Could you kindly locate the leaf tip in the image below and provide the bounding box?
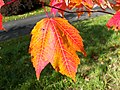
[72,77,76,82]
[83,51,87,57]
[36,72,40,80]
[80,48,87,57]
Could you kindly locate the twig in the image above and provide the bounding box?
[41,1,49,18]
[44,3,114,15]
[3,0,115,15]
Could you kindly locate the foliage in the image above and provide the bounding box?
[0,0,5,30]
[0,0,4,7]
[29,17,86,81]
[0,0,120,81]
[106,10,120,31]
[0,15,120,89]
[0,13,4,30]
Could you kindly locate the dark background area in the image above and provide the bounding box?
[1,0,42,16]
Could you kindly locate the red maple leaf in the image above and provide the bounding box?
[50,0,67,16]
[0,0,4,8]
[0,0,5,30]
[0,13,5,30]
[106,10,120,31]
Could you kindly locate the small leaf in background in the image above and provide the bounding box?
[29,17,86,81]
[0,13,5,30]
[94,0,109,9]
[106,10,120,31]
[0,0,5,30]
[111,0,120,11]
[82,0,93,9]
[68,0,82,9]
[0,0,4,8]
[50,0,66,16]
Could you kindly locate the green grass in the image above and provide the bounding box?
[0,15,120,90]
[3,7,50,23]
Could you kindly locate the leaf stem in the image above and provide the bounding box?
[41,1,49,18]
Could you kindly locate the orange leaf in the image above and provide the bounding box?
[29,18,57,79]
[82,0,93,8]
[94,0,109,9]
[29,17,86,81]
[68,0,82,8]
[68,0,93,9]
[53,18,86,55]
[111,0,120,11]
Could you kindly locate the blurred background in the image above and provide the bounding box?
[1,0,49,16]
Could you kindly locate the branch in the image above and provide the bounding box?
[3,0,115,15]
[44,3,114,15]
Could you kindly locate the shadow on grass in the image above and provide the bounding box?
[75,20,114,63]
[74,19,119,88]
[0,35,64,90]
[0,17,118,90]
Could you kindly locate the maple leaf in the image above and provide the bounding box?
[68,0,93,9]
[106,10,120,31]
[29,18,56,79]
[68,0,82,9]
[0,13,5,30]
[94,0,110,9]
[0,0,4,8]
[29,17,86,81]
[82,0,93,8]
[50,0,66,16]
[111,0,120,11]
[0,0,5,30]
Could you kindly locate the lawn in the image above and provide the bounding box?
[0,15,120,90]
[2,7,50,23]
